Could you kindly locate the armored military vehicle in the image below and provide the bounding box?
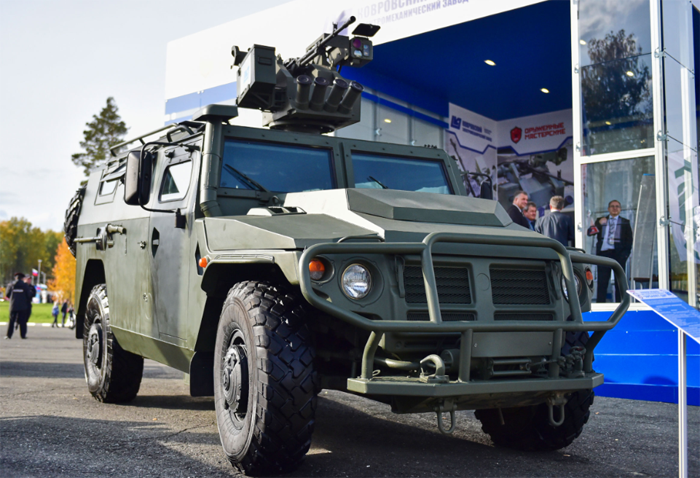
[66,17,630,475]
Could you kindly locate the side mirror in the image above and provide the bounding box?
[124,150,153,206]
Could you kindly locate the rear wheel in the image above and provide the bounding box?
[475,389,594,451]
[476,330,594,451]
[214,281,317,475]
[83,284,143,403]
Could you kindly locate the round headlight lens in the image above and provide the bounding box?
[561,274,582,300]
[342,264,371,299]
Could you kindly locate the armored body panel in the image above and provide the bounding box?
[67,18,630,475]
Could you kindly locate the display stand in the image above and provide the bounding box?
[626,289,700,478]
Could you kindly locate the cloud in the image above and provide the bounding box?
[0,209,7,220]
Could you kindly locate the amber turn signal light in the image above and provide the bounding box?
[309,259,325,280]
[585,269,593,282]
[198,257,208,269]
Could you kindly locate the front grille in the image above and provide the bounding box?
[494,313,553,321]
[407,312,476,322]
[490,267,550,305]
[404,266,471,304]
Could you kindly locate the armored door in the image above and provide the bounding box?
[148,144,200,344]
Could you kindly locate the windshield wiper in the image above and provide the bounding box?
[223,164,269,192]
[367,176,388,189]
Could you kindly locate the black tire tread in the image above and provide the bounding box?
[64,186,86,257]
[84,284,143,403]
[475,389,594,451]
[221,281,317,475]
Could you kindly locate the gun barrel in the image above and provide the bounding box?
[297,16,356,68]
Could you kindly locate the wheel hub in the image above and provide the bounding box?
[222,344,248,415]
[86,323,102,367]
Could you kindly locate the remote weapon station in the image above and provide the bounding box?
[66,17,630,475]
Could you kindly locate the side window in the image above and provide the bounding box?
[95,165,124,205]
[160,160,193,202]
[99,179,119,196]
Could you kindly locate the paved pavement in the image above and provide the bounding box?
[0,326,698,477]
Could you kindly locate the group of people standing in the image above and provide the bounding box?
[4,272,36,339]
[507,191,633,303]
[51,299,74,328]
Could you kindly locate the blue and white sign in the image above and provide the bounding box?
[627,289,700,344]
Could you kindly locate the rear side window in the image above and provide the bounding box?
[352,153,453,194]
[160,160,193,202]
[221,139,335,193]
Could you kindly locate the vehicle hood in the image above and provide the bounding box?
[203,189,551,252]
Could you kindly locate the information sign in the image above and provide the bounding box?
[627,289,700,343]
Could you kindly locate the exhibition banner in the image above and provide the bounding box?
[496,109,573,156]
[165,0,544,101]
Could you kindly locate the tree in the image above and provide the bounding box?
[0,218,62,284]
[48,239,76,303]
[71,97,128,177]
[580,30,653,155]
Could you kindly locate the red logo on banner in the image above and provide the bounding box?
[511,127,522,143]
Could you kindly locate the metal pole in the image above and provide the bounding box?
[37,259,41,286]
[678,329,687,478]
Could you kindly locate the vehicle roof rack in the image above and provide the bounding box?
[109,121,205,157]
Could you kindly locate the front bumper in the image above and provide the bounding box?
[299,232,629,396]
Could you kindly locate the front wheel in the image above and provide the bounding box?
[83,284,143,403]
[214,281,318,475]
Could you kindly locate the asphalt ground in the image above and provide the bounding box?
[0,326,698,478]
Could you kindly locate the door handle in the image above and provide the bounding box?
[74,224,126,251]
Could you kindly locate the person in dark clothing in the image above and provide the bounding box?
[523,201,538,231]
[5,272,35,339]
[588,199,633,302]
[23,275,35,324]
[535,196,575,247]
[506,191,531,228]
[60,300,69,327]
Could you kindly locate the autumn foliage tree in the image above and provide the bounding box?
[0,218,62,284]
[48,240,76,303]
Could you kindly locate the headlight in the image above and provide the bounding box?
[342,264,371,299]
[561,274,582,301]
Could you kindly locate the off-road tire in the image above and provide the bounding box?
[475,389,594,451]
[83,284,143,403]
[214,281,317,476]
[475,330,593,451]
[64,186,86,257]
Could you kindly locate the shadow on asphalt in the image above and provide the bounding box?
[127,395,215,411]
[0,361,84,378]
[287,395,521,477]
[0,415,227,477]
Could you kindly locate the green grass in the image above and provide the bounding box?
[0,302,58,324]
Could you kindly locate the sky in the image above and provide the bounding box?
[0,0,292,232]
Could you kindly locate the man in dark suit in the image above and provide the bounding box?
[589,199,633,302]
[523,201,538,230]
[506,191,530,228]
[535,196,574,246]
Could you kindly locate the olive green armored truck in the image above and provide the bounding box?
[66,17,630,475]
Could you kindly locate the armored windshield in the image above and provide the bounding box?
[352,153,453,194]
[221,139,335,192]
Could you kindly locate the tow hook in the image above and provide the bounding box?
[419,354,449,383]
[546,393,567,427]
[434,398,457,435]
